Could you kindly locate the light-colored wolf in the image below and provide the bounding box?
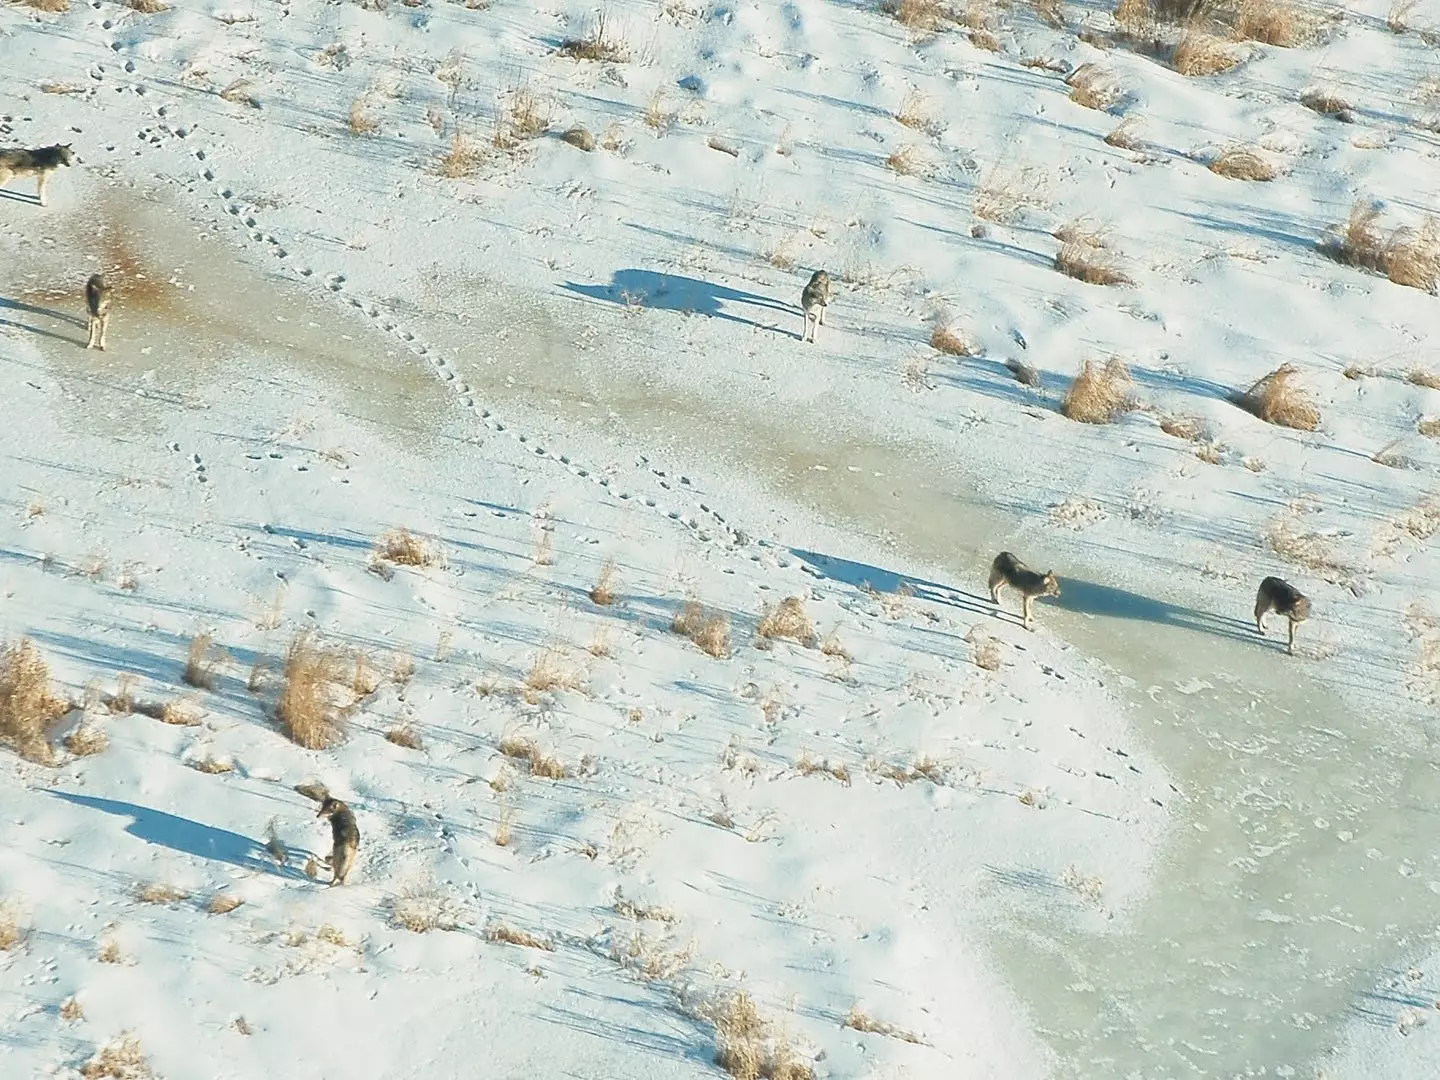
[0,144,75,207]
[988,551,1061,631]
[800,269,831,343]
[1254,576,1310,655]
[85,274,111,351]
[316,795,360,886]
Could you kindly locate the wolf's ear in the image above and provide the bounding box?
[64,143,73,149]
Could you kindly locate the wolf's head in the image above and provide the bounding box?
[52,144,75,167]
[316,796,344,819]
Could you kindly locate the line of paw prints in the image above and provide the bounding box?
[181,145,813,573]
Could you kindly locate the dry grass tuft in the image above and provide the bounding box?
[1208,146,1276,181]
[385,725,423,750]
[1053,222,1132,286]
[973,161,1049,224]
[844,1005,925,1044]
[672,601,732,658]
[183,632,221,690]
[1067,64,1122,110]
[159,697,203,726]
[388,883,462,932]
[1063,358,1136,423]
[436,131,485,178]
[498,733,571,779]
[16,0,69,11]
[1235,364,1320,431]
[347,96,379,136]
[590,558,618,605]
[757,596,816,646]
[1173,31,1244,76]
[1005,358,1041,386]
[81,1032,152,1079]
[60,996,83,1020]
[1389,0,1419,32]
[1406,368,1440,390]
[135,883,188,905]
[895,91,944,136]
[191,755,233,774]
[1032,0,1066,26]
[486,922,556,950]
[1265,512,1351,583]
[0,902,21,950]
[207,893,244,915]
[930,324,980,357]
[1419,417,1440,438]
[97,938,123,964]
[275,632,348,749]
[1300,87,1353,120]
[372,527,440,569]
[708,990,814,1080]
[885,144,931,178]
[561,125,596,151]
[1,637,71,764]
[521,648,585,704]
[1234,0,1316,47]
[796,753,852,785]
[1105,116,1144,149]
[1159,414,1207,441]
[217,78,260,108]
[559,11,630,62]
[64,723,109,757]
[128,0,168,12]
[880,0,952,32]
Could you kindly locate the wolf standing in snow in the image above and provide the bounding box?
[0,144,75,207]
[85,274,111,351]
[316,795,360,886]
[800,269,831,343]
[1253,576,1310,655]
[988,551,1061,631]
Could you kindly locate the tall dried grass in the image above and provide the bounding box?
[1,638,70,763]
[81,1033,153,1079]
[1173,31,1244,76]
[880,0,952,32]
[972,161,1049,224]
[559,11,630,62]
[1300,87,1353,121]
[1054,222,1133,286]
[589,558,617,605]
[757,597,816,646]
[1067,64,1122,110]
[372,527,440,568]
[0,902,21,950]
[183,632,221,690]
[521,648,585,704]
[1208,146,1276,180]
[930,324,980,356]
[1234,364,1320,430]
[486,922,556,950]
[388,883,462,932]
[1234,0,1317,46]
[672,601,732,658]
[436,131,485,177]
[895,91,944,136]
[844,1006,925,1044]
[708,991,814,1080]
[275,632,348,749]
[1063,358,1136,423]
[498,732,570,779]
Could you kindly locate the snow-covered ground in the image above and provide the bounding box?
[2,0,1439,1077]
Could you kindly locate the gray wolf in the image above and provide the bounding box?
[85,274,111,351]
[316,795,360,886]
[988,551,1061,630]
[800,270,831,343]
[1254,576,1310,655]
[0,144,75,207]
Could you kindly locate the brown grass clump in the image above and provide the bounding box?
[207,893,244,915]
[373,527,440,568]
[1105,117,1144,149]
[1419,418,1440,438]
[183,632,221,690]
[128,0,168,12]
[386,726,423,750]
[708,991,814,1080]
[485,922,556,951]
[1173,31,1244,76]
[973,161,1049,224]
[844,1006,925,1044]
[347,96,379,135]
[885,144,931,177]
[590,558,617,605]
[218,79,260,108]
[1063,358,1136,424]
[965,626,1002,670]
[796,753,852,785]
[0,902,21,950]
[895,91,944,136]
[1235,364,1321,431]
[1264,514,1350,583]
[1053,222,1132,286]
[498,733,571,779]
[521,648,585,704]
[1032,0,1066,27]
[1389,0,1419,32]
[159,698,202,727]
[1234,0,1316,47]
[275,632,348,749]
[1067,64,1122,110]
[1159,414,1207,441]
[881,0,951,32]
[930,324,980,357]
[559,11,630,62]
[757,596,816,646]
[1005,358,1041,386]
[1407,368,1440,390]
[60,996,84,1020]
[436,131,485,178]
[191,755,233,774]
[561,125,596,151]
[388,883,461,932]
[1300,87,1353,120]
[135,883,188,905]
[64,724,109,757]
[16,0,69,10]
[1,638,71,763]
[1208,146,1276,181]
[81,1032,152,1080]
[672,601,732,658]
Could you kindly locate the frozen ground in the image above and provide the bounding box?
[2,0,1440,1077]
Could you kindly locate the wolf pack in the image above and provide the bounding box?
[3,142,1313,887]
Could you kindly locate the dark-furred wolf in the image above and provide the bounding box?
[1254,575,1310,655]
[988,551,1061,631]
[800,269,831,344]
[0,144,75,207]
[85,274,111,351]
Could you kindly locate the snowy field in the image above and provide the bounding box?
[2,0,1439,1077]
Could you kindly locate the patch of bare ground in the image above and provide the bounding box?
[485,922,556,951]
[1234,364,1320,430]
[82,1033,152,1079]
[757,596,816,647]
[389,883,462,932]
[559,11,630,62]
[498,732,571,779]
[844,1006,926,1044]
[1063,358,1137,423]
[1173,31,1244,76]
[1053,221,1133,285]
[672,600,732,658]
[275,632,349,749]
[1208,146,1276,180]
[1320,202,1440,293]
[1,637,71,763]
[1066,63,1122,110]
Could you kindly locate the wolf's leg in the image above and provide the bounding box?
[1286,618,1297,655]
[1023,594,1034,631]
[98,313,108,351]
[37,173,48,207]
